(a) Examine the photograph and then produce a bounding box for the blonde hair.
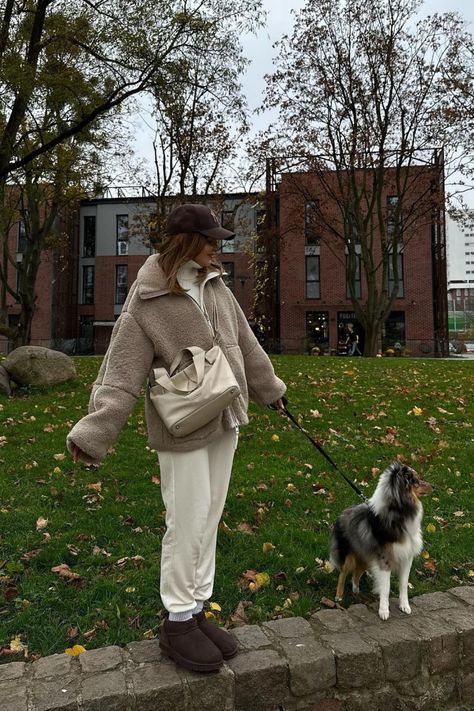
[157,232,222,294]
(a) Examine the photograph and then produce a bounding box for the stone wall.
[0,587,472,711]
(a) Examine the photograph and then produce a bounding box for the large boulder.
[4,346,76,386]
[0,364,12,396]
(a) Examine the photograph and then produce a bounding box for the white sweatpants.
[158,428,238,613]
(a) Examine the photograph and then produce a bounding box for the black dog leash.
[272,399,369,503]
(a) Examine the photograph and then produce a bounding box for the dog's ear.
[400,465,415,489]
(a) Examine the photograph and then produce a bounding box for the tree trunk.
[363,323,381,357]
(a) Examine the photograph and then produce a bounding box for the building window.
[17,219,27,253]
[346,253,362,298]
[221,209,234,232]
[83,216,96,257]
[115,264,128,304]
[383,311,406,349]
[116,214,129,256]
[388,252,404,297]
[306,311,329,350]
[15,260,21,299]
[220,210,235,253]
[305,255,320,298]
[387,195,403,243]
[305,201,320,245]
[222,262,235,290]
[82,265,95,304]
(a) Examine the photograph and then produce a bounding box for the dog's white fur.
[330,462,431,620]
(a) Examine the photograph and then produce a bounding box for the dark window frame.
[82,265,95,304]
[116,214,129,256]
[346,252,362,298]
[115,264,128,305]
[388,252,404,298]
[83,215,96,257]
[17,218,27,253]
[306,310,329,349]
[305,254,320,299]
[305,200,321,246]
[387,195,404,243]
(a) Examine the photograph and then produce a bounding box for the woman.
[67,203,286,672]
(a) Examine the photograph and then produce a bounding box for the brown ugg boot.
[194,610,238,660]
[159,617,223,672]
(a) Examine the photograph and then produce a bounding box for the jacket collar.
[137,253,220,300]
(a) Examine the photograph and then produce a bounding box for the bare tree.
[262,0,469,354]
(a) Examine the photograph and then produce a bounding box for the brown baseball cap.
[166,203,235,240]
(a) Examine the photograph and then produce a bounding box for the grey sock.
[168,610,193,622]
[192,600,204,615]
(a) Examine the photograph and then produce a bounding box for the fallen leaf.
[229,600,251,626]
[253,572,270,589]
[53,453,66,461]
[237,521,254,535]
[51,564,81,581]
[4,585,19,602]
[151,475,160,485]
[426,523,436,533]
[10,635,27,653]
[271,434,280,442]
[36,517,48,531]
[64,645,86,656]
[86,482,102,492]
[320,597,337,608]
[262,542,275,553]
[210,602,221,612]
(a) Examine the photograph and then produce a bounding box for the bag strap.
[153,346,206,394]
[169,345,205,376]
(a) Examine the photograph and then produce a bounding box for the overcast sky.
[131,0,474,191]
[240,0,474,136]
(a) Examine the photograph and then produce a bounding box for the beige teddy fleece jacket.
[67,254,286,462]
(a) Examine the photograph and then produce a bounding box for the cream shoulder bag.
[149,294,240,437]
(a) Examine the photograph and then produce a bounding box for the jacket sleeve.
[66,311,154,463]
[230,292,286,407]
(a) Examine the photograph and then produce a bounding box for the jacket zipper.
[184,293,217,344]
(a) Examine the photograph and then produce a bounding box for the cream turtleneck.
[176,260,202,306]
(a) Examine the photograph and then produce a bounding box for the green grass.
[0,355,473,660]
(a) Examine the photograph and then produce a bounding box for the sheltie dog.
[330,462,433,620]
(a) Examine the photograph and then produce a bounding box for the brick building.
[77,192,259,354]
[1,172,449,356]
[0,199,79,354]
[276,167,448,356]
